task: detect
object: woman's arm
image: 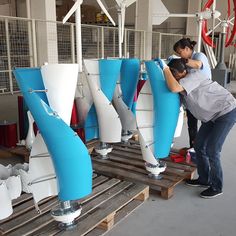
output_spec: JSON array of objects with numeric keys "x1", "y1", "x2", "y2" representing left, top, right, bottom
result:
[
  {"x1": 163, "y1": 67, "x2": 185, "y2": 93},
  {"x1": 186, "y1": 58, "x2": 202, "y2": 69}
]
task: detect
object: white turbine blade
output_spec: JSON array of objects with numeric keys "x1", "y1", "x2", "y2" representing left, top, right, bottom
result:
[
  {"x1": 114, "y1": 0, "x2": 122, "y2": 6},
  {"x1": 121, "y1": 7, "x2": 126, "y2": 43},
  {"x1": 96, "y1": 0, "x2": 116, "y2": 26},
  {"x1": 125, "y1": 0, "x2": 136, "y2": 7},
  {"x1": 211, "y1": 0, "x2": 216, "y2": 47},
  {"x1": 152, "y1": 0, "x2": 170, "y2": 25},
  {"x1": 62, "y1": 0, "x2": 81, "y2": 24}
]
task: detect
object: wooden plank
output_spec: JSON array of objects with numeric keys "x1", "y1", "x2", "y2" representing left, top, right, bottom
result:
[
  {"x1": 6, "y1": 139, "x2": 99, "y2": 164},
  {"x1": 163, "y1": 159, "x2": 196, "y2": 172},
  {"x1": 86, "y1": 139, "x2": 99, "y2": 154},
  {"x1": 7, "y1": 147, "x2": 30, "y2": 162},
  {"x1": 112, "y1": 146, "x2": 196, "y2": 174},
  {"x1": 79, "y1": 178, "x2": 121, "y2": 205},
  {"x1": 92, "y1": 155, "x2": 184, "y2": 182},
  {"x1": 92, "y1": 175, "x2": 110, "y2": 188},
  {"x1": 0, "y1": 175, "x2": 104, "y2": 226},
  {"x1": 110, "y1": 153, "x2": 190, "y2": 179},
  {"x1": 104, "y1": 153, "x2": 144, "y2": 168},
  {"x1": 58, "y1": 184, "x2": 148, "y2": 236},
  {"x1": 0, "y1": 196, "x2": 55, "y2": 225},
  {"x1": 96, "y1": 212, "x2": 116, "y2": 231},
  {"x1": 111, "y1": 150, "x2": 195, "y2": 177},
  {"x1": 1, "y1": 175, "x2": 148, "y2": 236},
  {"x1": 92, "y1": 162, "x2": 174, "y2": 189},
  {"x1": 1, "y1": 178, "x2": 121, "y2": 235},
  {"x1": 12, "y1": 194, "x2": 33, "y2": 207},
  {"x1": 113, "y1": 145, "x2": 143, "y2": 155},
  {"x1": 0, "y1": 197, "x2": 58, "y2": 234},
  {"x1": 92, "y1": 141, "x2": 196, "y2": 199},
  {"x1": 30, "y1": 181, "x2": 134, "y2": 236},
  {"x1": 86, "y1": 199, "x2": 145, "y2": 236},
  {"x1": 115, "y1": 144, "x2": 195, "y2": 171}
]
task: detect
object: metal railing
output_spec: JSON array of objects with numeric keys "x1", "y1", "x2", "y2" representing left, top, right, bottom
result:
[
  {"x1": 152, "y1": 32, "x2": 184, "y2": 59},
  {"x1": 0, "y1": 16, "x2": 148, "y2": 94},
  {"x1": 0, "y1": 15, "x2": 194, "y2": 95}
]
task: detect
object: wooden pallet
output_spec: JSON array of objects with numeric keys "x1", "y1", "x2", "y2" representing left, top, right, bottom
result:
[
  {"x1": 92, "y1": 141, "x2": 196, "y2": 199},
  {"x1": 0, "y1": 173, "x2": 148, "y2": 236},
  {"x1": 7, "y1": 146, "x2": 30, "y2": 162},
  {"x1": 5, "y1": 140, "x2": 99, "y2": 163}
]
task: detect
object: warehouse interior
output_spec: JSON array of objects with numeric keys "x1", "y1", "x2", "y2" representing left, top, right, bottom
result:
[{"x1": 0, "y1": 0, "x2": 236, "y2": 235}]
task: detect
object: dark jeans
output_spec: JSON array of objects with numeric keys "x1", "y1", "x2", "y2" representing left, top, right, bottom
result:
[
  {"x1": 186, "y1": 109, "x2": 198, "y2": 148},
  {"x1": 193, "y1": 108, "x2": 236, "y2": 191}
]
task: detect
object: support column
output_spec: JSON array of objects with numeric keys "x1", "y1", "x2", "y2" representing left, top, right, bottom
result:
[
  {"x1": 30, "y1": 0, "x2": 58, "y2": 65},
  {"x1": 186, "y1": 0, "x2": 201, "y2": 42},
  {"x1": 135, "y1": 0, "x2": 153, "y2": 60}
]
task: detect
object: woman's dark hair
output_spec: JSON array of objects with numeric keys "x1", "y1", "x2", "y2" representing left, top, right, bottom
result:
[
  {"x1": 168, "y1": 58, "x2": 187, "y2": 76},
  {"x1": 173, "y1": 38, "x2": 197, "y2": 52}
]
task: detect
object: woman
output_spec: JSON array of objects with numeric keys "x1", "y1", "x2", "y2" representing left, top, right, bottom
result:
[
  {"x1": 156, "y1": 58, "x2": 236, "y2": 199},
  {"x1": 173, "y1": 38, "x2": 212, "y2": 148}
]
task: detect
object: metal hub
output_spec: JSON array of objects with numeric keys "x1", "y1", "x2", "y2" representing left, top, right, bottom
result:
[
  {"x1": 95, "y1": 142, "x2": 113, "y2": 159},
  {"x1": 148, "y1": 173, "x2": 163, "y2": 180},
  {"x1": 51, "y1": 201, "x2": 81, "y2": 230},
  {"x1": 121, "y1": 130, "x2": 133, "y2": 143},
  {"x1": 145, "y1": 160, "x2": 167, "y2": 179}
]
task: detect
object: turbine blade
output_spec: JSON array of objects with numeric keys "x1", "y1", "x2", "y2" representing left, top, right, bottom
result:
[
  {"x1": 114, "y1": 0, "x2": 122, "y2": 6},
  {"x1": 125, "y1": 0, "x2": 136, "y2": 7},
  {"x1": 211, "y1": 0, "x2": 216, "y2": 47},
  {"x1": 62, "y1": 0, "x2": 81, "y2": 24}
]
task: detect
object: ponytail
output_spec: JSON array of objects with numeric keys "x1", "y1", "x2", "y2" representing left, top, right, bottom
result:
[{"x1": 173, "y1": 38, "x2": 197, "y2": 52}]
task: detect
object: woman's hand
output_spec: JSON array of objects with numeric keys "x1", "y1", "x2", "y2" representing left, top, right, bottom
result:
[{"x1": 154, "y1": 58, "x2": 169, "y2": 70}]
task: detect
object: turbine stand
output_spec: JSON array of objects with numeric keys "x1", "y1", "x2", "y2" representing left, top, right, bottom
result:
[
  {"x1": 95, "y1": 142, "x2": 113, "y2": 159},
  {"x1": 145, "y1": 160, "x2": 167, "y2": 180},
  {"x1": 121, "y1": 130, "x2": 133, "y2": 144},
  {"x1": 51, "y1": 200, "x2": 82, "y2": 230}
]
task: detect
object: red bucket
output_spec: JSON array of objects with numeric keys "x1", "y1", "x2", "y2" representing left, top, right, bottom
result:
[{"x1": 0, "y1": 121, "x2": 18, "y2": 148}]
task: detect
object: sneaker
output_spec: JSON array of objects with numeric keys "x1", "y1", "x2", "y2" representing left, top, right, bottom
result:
[
  {"x1": 185, "y1": 179, "x2": 209, "y2": 187},
  {"x1": 200, "y1": 187, "x2": 223, "y2": 199}
]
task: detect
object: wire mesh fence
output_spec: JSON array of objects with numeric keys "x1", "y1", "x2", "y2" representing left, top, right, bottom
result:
[
  {"x1": 0, "y1": 16, "x2": 33, "y2": 94},
  {"x1": 126, "y1": 29, "x2": 144, "y2": 59},
  {"x1": 152, "y1": 32, "x2": 184, "y2": 59},
  {"x1": 1, "y1": 15, "x2": 212, "y2": 95},
  {"x1": 0, "y1": 16, "x2": 147, "y2": 94}
]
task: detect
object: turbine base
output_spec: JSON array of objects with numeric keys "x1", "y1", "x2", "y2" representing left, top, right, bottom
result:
[
  {"x1": 145, "y1": 161, "x2": 167, "y2": 178},
  {"x1": 121, "y1": 131, "x2": 133, "y2": 144},
  {"x1": 51, "y1": 201, "x2": 81, "y2": 230},
  {"x1": 148, "y1": 173, "x2": 163, "y2": 180},
  {"x1": 95, "y1": 143, "x2": 113, "y2": 159}
]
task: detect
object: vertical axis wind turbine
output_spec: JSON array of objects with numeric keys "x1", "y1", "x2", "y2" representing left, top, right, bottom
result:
[
  {"x1": 152, "y1": 0, "x2": 221, "y2": 52},
  {"x1": 63, "y1": 0, "x2": 116, "y2": 71}
]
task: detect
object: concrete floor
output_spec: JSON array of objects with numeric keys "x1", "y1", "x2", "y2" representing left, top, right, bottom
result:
[{"x1": 106, "y1": 119, "x2": 236, "y2": 236}]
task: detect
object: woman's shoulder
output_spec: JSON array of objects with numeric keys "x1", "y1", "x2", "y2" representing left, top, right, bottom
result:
[{"x1": 192, "y1": 51, "x2": 207, "y2": 60}]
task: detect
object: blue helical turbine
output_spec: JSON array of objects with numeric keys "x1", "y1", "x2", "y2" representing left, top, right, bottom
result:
[
  {"x1": 14, "y1": 68, "x2": 92, "y2": 201},
  {"x1": 120, "y1": 59, "x2": 140, "y2": 109},
  {"x1": 145, "y1": 61, "x2": 180, "y2": 158}
]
